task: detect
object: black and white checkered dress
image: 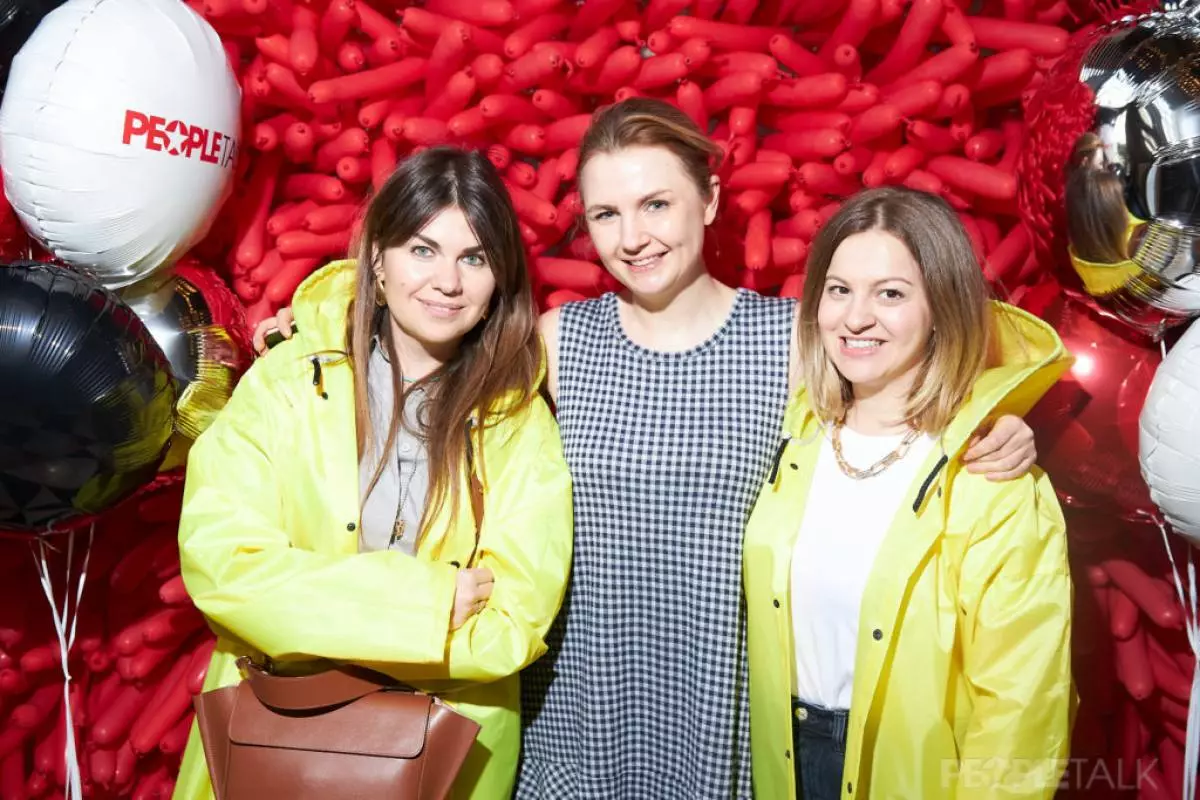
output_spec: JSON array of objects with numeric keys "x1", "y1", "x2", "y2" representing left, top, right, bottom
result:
[{"x1": 517, "y1": 289, "x2": 796, "y2": 799}]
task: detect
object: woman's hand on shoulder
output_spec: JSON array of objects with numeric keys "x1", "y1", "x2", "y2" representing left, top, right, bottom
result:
[
  {"x1": 251, "y1": 306, "x2": 296, "y2": 355},
  {"x1": 963, "y1": 415, "x2": 1036, "y2": 481}
]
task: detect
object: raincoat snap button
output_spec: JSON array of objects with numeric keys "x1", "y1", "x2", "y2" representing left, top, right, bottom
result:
[
  {"x1": 346, "y1": 522, "x2": 357, "y2": 532},
  {"x1": 789, "y1": 463, "x2": 798, "y2": 470},
  {"x1": 773, "y1": 599, "x2": 781, "y2": 608},
  {"x1": 794, "y1": 707, "x2": 808, "y2": 721},
  {"x1": 872, "y1": 628, "x2": 882, "y2": 640},
  {"x1": 785, "y1": 750, "x2": 791, "y2": 759},
  {"x1": 848, "y1": 782, "x2": 853, "y2": 793}
]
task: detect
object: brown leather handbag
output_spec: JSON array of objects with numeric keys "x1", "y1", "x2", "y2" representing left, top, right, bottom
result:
[
  {"x1": 194, "y1": 658, "x2": 480, "y2": 800},
  {"x1": 193, "y1": 447, "x2": 487, "y2": 799}
]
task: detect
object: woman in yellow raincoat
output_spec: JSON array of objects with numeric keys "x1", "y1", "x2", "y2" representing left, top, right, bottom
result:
[
  {"x1": 744, "y1": 187, "x2": 1074, "y2": 800},
  {"x1": 1064, "y1": 133, "x2": 1147, "y2": 297},
  {"x1": 173, "y1": 147, "x2": 573, "y2": 800}
]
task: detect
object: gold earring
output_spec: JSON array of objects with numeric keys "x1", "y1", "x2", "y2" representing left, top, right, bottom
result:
[{"x1": 375, "y1": 278, "x2": 386, "y2": 307}]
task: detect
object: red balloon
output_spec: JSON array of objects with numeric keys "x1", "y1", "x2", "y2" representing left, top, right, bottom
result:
[
  {"x1": 0, "y1": 193, "x2": 31, "y2": 261},
  {"x1": 1023, "y1": 288, "x2": 1161, "y2": 520}
]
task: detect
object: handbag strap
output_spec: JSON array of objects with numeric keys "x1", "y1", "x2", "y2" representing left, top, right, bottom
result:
[
  {"x1": 469, "y1": 472, "x2": 483, "y2": 539},
  {"x1": 465, "y1": 420, "x2": 484, "y2": 563},
  {"x1": 237, "y1": 657, "x2": 395, "y2": 711}
]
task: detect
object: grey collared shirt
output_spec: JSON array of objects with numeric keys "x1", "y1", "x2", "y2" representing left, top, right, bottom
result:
[{"x1": 358, "y1": 346, "x2": 428, "y2": 555}]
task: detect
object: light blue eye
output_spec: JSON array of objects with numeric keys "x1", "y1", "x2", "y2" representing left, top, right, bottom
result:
[
  {"x1": 412, "y1": 245, "x2": 434, "y2": 258},
  {"x1": 462, "y1": 254, "x2": 487, "y2": 267}
]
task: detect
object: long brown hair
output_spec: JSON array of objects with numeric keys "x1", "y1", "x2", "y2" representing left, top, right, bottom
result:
[
  {"x1": 800, "y1": 187, "x2": 990, "y2": 434},
  {"x1": 1065, "y1": 133, "x2": 1129, "y2": 265},
  {"x1": 347, "y1": 146, "x2": 540, "y2": 540}
]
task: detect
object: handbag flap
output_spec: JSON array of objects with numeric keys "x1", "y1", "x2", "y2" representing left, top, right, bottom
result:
[{"x1": 227, "y1": 682, "x2": 434, "y2": 758}]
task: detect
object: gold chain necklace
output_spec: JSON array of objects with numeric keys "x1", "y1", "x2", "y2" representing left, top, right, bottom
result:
[{"x1": 831, "y1": 419, "x2": 921, "y2": 480}]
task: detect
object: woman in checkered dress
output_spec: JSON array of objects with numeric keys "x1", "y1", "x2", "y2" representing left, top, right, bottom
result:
[{"x1": 514, "y1": 99, "x2": 1038, "y2": 799}]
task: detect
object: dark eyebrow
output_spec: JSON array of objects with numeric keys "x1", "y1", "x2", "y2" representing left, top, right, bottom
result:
[
  {"x1": 414, "y1": 233, "x2": 484, "y2": 256},
  {"x1": 825, "y1": 275, "x2": 915, "y2": 287},
  {"x1": 586, "y1": 189, "x2": 672, "y2": 213}
]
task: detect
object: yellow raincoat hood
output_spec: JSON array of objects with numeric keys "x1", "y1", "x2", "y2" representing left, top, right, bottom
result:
[
  {"x1": 744, "y1": 301, "x2": 1074, "y2": 800},
  {"x1": 293, "y1": 258, "x2": 356, "y2": 345},
  {"x1": 173, "y1": 261, "x2": 572, "y2": 800}
]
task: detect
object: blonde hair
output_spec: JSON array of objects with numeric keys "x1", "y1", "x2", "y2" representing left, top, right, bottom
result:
[
  {"x1": 800, "y1": 187, "x2": 990, "y2": 434},
  {"x1": 577, "y1": 98, "x2": 723, "y2": 203}
]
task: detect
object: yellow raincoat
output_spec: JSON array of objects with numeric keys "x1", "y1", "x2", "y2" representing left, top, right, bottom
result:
[
  {"x1": 1068, "y1": 212, "x2": 1147, "y2": 297},
  {"x1": 744, "y1": 302, "x2": 1075, "y2": 800},
  {"x1": 173, "y1": 260, "x2": 573, "y2": 800}
]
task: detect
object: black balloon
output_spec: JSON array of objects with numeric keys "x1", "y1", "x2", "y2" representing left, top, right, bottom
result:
[
  {"x1": 0, "y1": 261, "x2": 176, "y2": 531},
  {"x1": 0, "y1": 0, "x2": 63, "y2": 94}
]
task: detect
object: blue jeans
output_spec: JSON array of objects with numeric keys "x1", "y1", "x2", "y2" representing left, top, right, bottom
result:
[{"x1": 792, "y1": 698, "x2": 848, "y2": 800}]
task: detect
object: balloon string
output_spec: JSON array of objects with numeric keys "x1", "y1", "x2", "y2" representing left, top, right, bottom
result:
[
  {"x1": 30, "y1": 525, "x2": 92, "y2": 800},
  {"x1": 1188, "y1": 665, "x2": 1200, "y2": 800},
  {"x1": 68, "y1": 526, "x2": 92, "y2": 651},
  {"x1": 1155, "y1": 519, "x2": 1199, "y2": 800}
]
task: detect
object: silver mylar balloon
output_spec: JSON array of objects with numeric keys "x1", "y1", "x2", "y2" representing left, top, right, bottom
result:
[
  {"x1": 119, "y1": 270, "x2": 241, "y2": 441},
  {"x1": 1065, "y1": 6, "x2": 1200, "y2": 339},
  {"x1": 120, "y1": 272, "x2": 211, "y2": 386}
]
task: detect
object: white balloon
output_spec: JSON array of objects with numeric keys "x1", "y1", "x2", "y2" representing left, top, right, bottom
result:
[
  {"x1": 1141, "y1": 320, "x2": 1200, "y2": 546},
  {"x1": 0, "y1": 0, "x2": 240, "y2": 289}
]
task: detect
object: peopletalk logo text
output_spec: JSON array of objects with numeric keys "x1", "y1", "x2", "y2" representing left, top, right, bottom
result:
[{"x1": 121, "y1": 110, "x2": 237, "y2": 168}]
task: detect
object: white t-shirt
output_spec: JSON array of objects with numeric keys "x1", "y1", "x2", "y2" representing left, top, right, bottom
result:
[{"x1": 790, "y1": 425, "x2": 937, "y2": 710}]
